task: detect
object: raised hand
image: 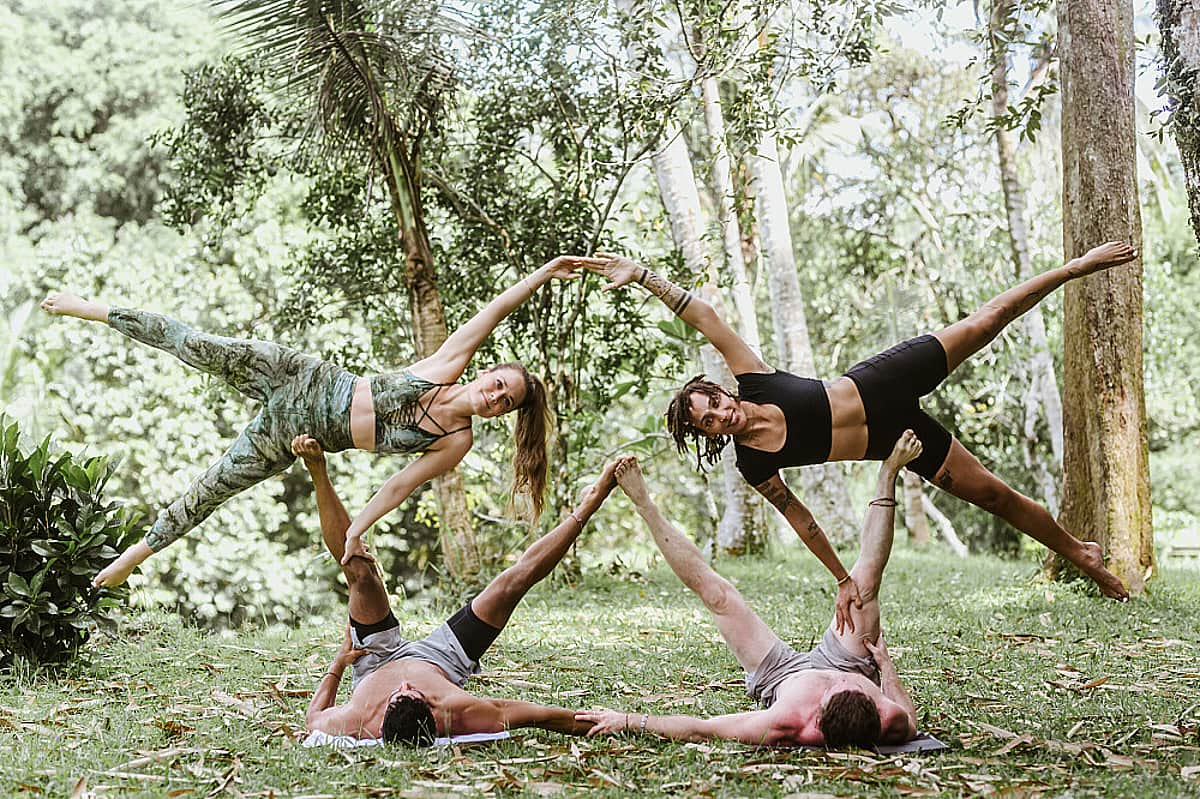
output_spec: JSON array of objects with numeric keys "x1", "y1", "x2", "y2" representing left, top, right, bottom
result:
[
  {"x1": 540, "y1": 255, "x2": 608, "y2": 281},
  {"x1": 1072, "y1": 241, "x2": 1138, "y2": 276},
  {"x1": 587, "y1": 252, "x2": 643, "y2": 291}
]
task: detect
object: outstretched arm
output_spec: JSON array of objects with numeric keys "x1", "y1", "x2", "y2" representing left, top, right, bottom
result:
[
  {"x1": 575, "y1": 708, "x2": 793, "y2": 746},
  {"x1": 753, "y1": 474, "x2": 860, "y2": 633},
  {"x1": 409, "y1": 256, "x2": 604, "y2": 384},
  {"x1": 305, "y1": 627, "x2": 367, "y2": 732},
  {"x1": 492, "y1": 700, "x2": 596, "y2": 736},
  {"x1": 587, "y1": 253, "x2": 770, "y2": 376},
  {"x1": 865, "y1": 635, "x2": 917, "y2": 743},
  {"x1": 341, "y1": 435, "x2": 472, "y2": 563}
]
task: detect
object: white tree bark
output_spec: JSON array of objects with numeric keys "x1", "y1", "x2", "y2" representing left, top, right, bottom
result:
[
  {"x1": 701, "y1": 75, "x2": 762, "y2": 355},
  {"x1": 989, "y1": 0, "x2": 1062, "y2": 515},
  {"x1": 921, "y1": 495, "x2": 968, "y2": 557},
  {"x1": 652, "y1": 126, "x2": 763, "y2": 554},
  {"x1": 751, "y1": 130, "x2": 859, "y2": 543}
]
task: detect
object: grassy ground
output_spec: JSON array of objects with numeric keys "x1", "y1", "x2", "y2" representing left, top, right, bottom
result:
[{"x1": 2, "y1": 545, "x2": 1199, "y2": 798}]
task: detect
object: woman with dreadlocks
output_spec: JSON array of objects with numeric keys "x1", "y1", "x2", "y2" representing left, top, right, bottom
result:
[
  {"x1": 584, "y1": 244, "x2": 1134, "y2": 623},
  {"x1": 42, "y1": 255, "x2": 606, "y2": 588}
]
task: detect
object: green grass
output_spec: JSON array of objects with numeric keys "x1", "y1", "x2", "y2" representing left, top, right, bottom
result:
[{"x1": 3, "y1": 546, "x2": 1199, "y2": 797}]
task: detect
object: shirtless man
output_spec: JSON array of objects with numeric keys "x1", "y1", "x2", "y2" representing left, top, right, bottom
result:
[
  {"x1": 295, "y1": 434, "x2": 618, "y2": 744},
  {"x1": 576, "y1": 431, "x2": 923, "y2": 748}
]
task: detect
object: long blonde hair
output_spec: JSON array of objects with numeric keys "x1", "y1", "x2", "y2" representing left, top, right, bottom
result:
[{"x1": 489, "y1": 363, "x2": 550, "y2": 520}]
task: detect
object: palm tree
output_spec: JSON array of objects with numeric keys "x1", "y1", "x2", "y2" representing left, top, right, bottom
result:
[{"x1": 215, "y1": 0, "x2": 480, "y2": 576}]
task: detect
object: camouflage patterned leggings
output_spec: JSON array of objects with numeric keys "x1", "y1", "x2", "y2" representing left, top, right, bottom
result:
[{"x1": 107, "y1": 308, "x2": 358, "y2": 552}]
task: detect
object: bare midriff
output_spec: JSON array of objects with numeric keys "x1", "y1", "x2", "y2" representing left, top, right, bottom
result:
[
  {"x1": 825, "y1": 377, "x2": 869, "y2": 462},
  {"x1": 350, "y1": 378, "x2": 376, "y2": 451}
]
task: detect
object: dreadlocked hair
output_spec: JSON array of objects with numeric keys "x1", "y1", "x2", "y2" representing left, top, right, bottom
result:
[
  {"x1": 665, "y1": 375, "x2": 733, "y2": 472},
  {"x1": 489, "y1": 362, "x2": 550, "y2": 521}
]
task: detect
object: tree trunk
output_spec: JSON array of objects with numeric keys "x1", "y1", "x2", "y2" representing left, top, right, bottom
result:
[
  {"x1": 902, "y1": 471, "x2": 931, "y2": 545},
  {"x1": 922, "y1": 495, "x2": 968, "y2": 557},
  {"x1": 750, "y1": 130, "x2": 858, "y2": 543},
  {"x1": 1054, "y1": 0, "x2": 1153, "y2": 593},
  {"x1": 701, "y1": 75, "x2": 763, "y2": 355},
  {"x1": 989, "y1": 0, "x2": 1063, "y2": 516},
  {"x1": 383, "y1": 148, "x2": 480, "y2": 580},
  {"x1": 1157, "y1": 0, "x2": 1200, "y2": 249},
  {"x1": 652, "y1": 124, "x2": 763, "y2": 554}
]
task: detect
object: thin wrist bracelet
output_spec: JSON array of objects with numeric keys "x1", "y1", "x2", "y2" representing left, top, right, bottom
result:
[
  {"x1": 868, "y1": 497, "x2": 899, "y2": 507},
  {"x1": 836, "y1": 574, "x2": 852, "y2": 585},
  {"x1": 638, "y1": 267, "x2": 648, "y2": 285},
  {"x1": 569, "y1": 510, "x2": 585, "y2": 529}
]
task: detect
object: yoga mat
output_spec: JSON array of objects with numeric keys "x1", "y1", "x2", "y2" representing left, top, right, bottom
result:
[{"x1": 302, "y1": 729, "x2": 511, "y2": 749}]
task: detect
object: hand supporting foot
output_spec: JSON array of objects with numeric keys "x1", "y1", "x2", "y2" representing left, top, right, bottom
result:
[
  {"x1": 40, "y1": 292, "x2": 110, "y2": 322},
  {"x1": 291, "y1": 434, "x2": 326, "y2": 470},
  {"x1": 613, "y1": 456, "x2": 649, "y2": 505}
]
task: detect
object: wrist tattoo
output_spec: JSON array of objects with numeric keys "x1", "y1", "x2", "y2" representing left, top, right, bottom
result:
[{"x1": 642, "y1": 271, "x2": 693, "y2": 316}]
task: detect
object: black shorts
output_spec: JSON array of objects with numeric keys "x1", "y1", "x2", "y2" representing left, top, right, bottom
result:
[
  {"x1": 843, "y1": 334, "x2": 953, "y2": 480},
  {"x1": 350, "y1": 599, "x2": 502, "y2": 663}
]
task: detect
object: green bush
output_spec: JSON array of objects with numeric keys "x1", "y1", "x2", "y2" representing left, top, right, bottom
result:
[{"x1": 0, "y1": 418, "x2": 139, "y2": 667}]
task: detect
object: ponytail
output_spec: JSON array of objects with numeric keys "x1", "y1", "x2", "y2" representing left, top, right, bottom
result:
[{"x1": 489, "y1": 363, "x2": 550, "y2": 520}]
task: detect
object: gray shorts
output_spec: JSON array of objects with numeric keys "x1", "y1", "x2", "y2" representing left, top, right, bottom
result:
[
  {"x1": 349, "y1": 621, "x2": 481, "y2": 692},
  {"x1": 745, "y1": 628, "x2": 880, "y2": 708}
]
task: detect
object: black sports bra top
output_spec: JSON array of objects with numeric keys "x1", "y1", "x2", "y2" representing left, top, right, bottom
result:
[{"x1": 732, "y1": 370, "x2": 832, "y2": 486}]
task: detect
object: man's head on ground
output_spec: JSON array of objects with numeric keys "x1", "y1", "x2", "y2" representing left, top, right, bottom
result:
[
  {"x1": 818, "y1": 689, "x2": 881, "y2": 749},
  {"x1": 381, "y1": 685, "x2": 436, "y2": 746}
]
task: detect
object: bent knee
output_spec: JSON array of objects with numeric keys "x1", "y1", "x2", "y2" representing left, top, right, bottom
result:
[{"x1": 343, "y1": 556, "x2": 377, "y2": 585}]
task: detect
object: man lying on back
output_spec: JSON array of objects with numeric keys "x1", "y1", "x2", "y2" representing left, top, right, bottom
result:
[
  {"x1": 294, "y1": 434, "x2": 619, "y2": 743},
  {"x1": 577, "y1": 432, "x2": 923, "y2": 748}
]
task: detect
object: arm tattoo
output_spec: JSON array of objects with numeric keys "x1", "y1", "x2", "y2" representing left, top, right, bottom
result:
[
  {"x1": 758, "y1": 481, "x2": 793, "y2": 514},
  {"x1": 641, "y1": 270, "x2": 694, "y2": 317}
]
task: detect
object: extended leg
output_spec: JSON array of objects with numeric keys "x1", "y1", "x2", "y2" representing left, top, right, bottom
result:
[
  {"x1": 615, "y1": 458, "x2": 779, "y2": 673},
  {"x1": 831, "y1": 431, "x2": 923, "y2": 657},
  {"x1": 932, "y1": 242, "x2": 1136, "y2": 373},
  {"x1": 43, "y1": 293, "x2": 308, "y2": 403},
  {"x1": 470, "y1": 460, "x2": 621, "y2": 629},
  {"x1": 94, "y1": 415, "x2": 293, "y2": 587},
  {"x1": 933, "y1": 439, "x2": 1128, "y2": 599},
  {"x1": 294, "y1": 436, "x2": 389, "y2": 624}
]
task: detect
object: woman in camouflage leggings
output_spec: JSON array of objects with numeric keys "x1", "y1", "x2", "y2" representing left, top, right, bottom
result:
[{"x1": 40, "y1": 256, "x2": 602, "y2": 587}]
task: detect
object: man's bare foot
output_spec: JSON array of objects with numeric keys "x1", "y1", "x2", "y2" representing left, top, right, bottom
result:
[
  {"x1": 883, "y1": 429, "x2": 923, "y2": 471},
  {"x1": 1069, "y1": 242, "x2": 1138, "y2": 277},
  {"x1": 1076, "y1": 541, "x2": 1130, "y2": 601},
  {"x1": 614, "y1": 456, "x2": 649, "y2": 504},
  {"x1": 291, "y1": 434, "x2": 325, "y2": 469},
  {"x1": 93, "y1": 540, "x2": 154, "y2": 587},
  {"x1": 40, "y1": 292, "x2": 110, "y2": 322}
]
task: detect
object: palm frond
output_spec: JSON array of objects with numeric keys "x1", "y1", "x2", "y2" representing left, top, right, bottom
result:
[{"x1": 212, "y1": 0, "x2": 471, "y2": 158}]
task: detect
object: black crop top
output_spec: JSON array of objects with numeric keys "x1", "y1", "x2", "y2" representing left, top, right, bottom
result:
[{"x1": 733, "y1": 370, "x2": 832, "y2": 486}]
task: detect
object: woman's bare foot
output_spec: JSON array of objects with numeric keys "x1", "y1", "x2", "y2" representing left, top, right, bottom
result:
[
  {"x1": 93, "y1": 540, "x2": 153, "y2": 588},
  {"x1": 1075, "y1": 541, "x2": 1130, "y2": 600},
  {"x1": 40, "y1": 292, "x2": 109, "y2": 322},
  {"x1": 1069, "y1": 242, "x2": 1138, "y2": 277}
]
